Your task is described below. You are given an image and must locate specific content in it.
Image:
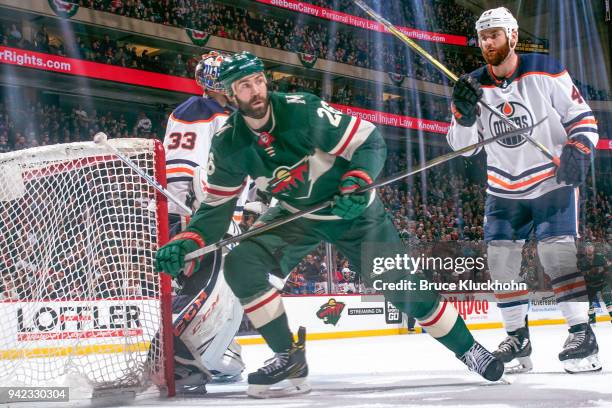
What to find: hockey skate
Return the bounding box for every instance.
[559,323,602,374]
[458,341,505,381]
[588,313,596,325]
[174,361,209,395]
[493,326,533,374]
[247,326,311,398]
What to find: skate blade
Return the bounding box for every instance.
[211,373,243,384]
[505,356,533,374]
[563,354,602,374]
[247,377,311,399]
[176,384,208,396]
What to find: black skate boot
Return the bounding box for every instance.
[588,304,597,325]
[458,341,504,381]
[559,323,602,373]
[492,326,533,373]
[247,326,311,398]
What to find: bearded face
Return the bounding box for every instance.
[479,28,516,66]
[235,91,270,119]
[482,40,511,66]
[232,73,270,120]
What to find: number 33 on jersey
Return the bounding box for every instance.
[163,96,231,215]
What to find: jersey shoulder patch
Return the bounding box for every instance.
[171,96,229,123]
[517,54,565,77]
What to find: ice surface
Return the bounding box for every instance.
[68,323,612,407]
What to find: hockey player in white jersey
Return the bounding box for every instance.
[447,8,600,374]
[162,51,247,391]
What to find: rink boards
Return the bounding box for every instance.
[0,298,160,359]
[237,292,611,345]
[0,294,608,356]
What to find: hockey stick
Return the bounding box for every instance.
[184,117,546,261]
[352,0,559,166]
[93,132,193,215]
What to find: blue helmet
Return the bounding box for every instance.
[195,51,227,92]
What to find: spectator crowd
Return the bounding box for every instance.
[0,1,610,300]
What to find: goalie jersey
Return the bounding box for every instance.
[163,96,247,222]
[446,54,599,199]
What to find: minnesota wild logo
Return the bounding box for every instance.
[316,299,345,326]
[186,29,210,46]
[298,52,318,69]
[48,0,79,18]
[269,160,310,195]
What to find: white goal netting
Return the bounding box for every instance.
[0,139,172,396]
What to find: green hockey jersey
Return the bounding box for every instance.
[579,251,610,289]
[186,91,386,245]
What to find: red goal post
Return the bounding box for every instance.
[0,138,175,398]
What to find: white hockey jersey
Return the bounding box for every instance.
[163,96,248,221]
[447,54,599,199]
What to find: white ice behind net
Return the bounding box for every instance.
[0,139,166,394]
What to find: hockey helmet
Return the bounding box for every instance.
[195,51,227,92]
[218,51,265,94]
[475,7,518,44]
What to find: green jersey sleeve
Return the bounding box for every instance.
[186,129,248,244]
[304,93,386,180]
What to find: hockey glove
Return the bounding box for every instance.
[451,74,483,127]
[155,232,205,278]
[331,171,372,220]
[556,134,594,187]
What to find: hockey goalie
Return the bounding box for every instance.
[151,51,251,393]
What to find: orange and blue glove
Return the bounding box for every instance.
[556,134,594,187]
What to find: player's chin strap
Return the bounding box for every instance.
[351,0,558,167]
[184,117,547,262]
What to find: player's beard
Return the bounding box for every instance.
[482,41,511,66]
[236,92,270,119]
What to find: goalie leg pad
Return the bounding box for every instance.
[173,250,245,380]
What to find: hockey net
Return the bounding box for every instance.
[0,138,174,398]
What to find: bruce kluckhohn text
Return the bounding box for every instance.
[373,279,528,292]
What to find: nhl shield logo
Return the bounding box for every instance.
[257,131,276,156]
[316,299,345,326]
[489,101,535,148]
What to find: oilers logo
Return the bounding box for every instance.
[488,101,534,148]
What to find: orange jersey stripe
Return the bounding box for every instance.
[481,70,567,88]
[167,167,195,176]
[565,119,597,132]
[487,169,556,190]
[495,290,529,300]
[169,111,228,125]
[553,281,586,294]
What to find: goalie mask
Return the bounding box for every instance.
[195,51,227,93]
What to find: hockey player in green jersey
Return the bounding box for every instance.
[155,51,503,398]
[578,242,612,324]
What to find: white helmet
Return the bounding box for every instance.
[475,7,518,41]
